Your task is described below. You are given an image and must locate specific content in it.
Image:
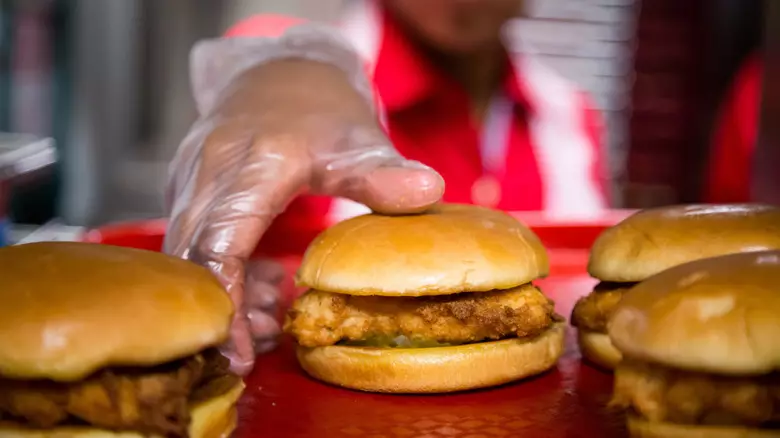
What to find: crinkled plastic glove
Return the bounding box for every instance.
[163,25,445,376]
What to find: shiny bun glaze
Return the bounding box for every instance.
[577,330,623,370]
[609,250,780,374]
[588,204,780,282]
[0,242,234,381]
[296,203,549,296]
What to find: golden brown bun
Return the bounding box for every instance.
[296,322,564,393]
[0,380,245,438]
[626,415,779,438]
[577,330,622,370]
[609,250,780,375]
[296,204,549,296]
[588,204,780,282]
[0,242,234,381]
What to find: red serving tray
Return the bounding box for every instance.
[82,210,634,438]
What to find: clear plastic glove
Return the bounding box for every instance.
[163,26,445,376]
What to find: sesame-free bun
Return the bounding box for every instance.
[626,415,778,438]
[0,379,245,438]
[297,322,565,393]
[0,242,234,381]
[577,330,623,370]
[296,204,549,296]
[588,204,780,282]
[608,250,780,375]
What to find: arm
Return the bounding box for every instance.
[214,14,380,235]
[223,14,384,118]
[166,15,443,375]
[188,16,376,120]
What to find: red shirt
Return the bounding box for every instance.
[373,10,542,210]
[224,2,607,225]
[705,54,761,203]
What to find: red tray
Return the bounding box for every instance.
[83,211,633,438]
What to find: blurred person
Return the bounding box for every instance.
[704,53,761,202]
[164,0,609,375]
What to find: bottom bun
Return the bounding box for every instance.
[297,322,565,393]
[0,380,245,438]
[627,415,779,438]
[577,329,622,371]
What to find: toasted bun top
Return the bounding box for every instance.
[589,204,780,281]
[0,242,233,381]
[608,250,780,375]
[296,204,548,296]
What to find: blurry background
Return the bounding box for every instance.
[0,0,766,227]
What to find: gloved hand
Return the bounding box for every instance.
[163,26,445,376]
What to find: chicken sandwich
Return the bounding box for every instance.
[284,204,564,393]
[571,204,780,370]
[0,242,244,438]
[609,251,780,437]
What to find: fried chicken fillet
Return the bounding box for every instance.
[571,282,632,333]
[611,360,780,427]
[0,350,238,437]
[285,283,560,348]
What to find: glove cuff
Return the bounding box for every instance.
[190,23,375,118]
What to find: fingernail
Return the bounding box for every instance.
[366,167,445,212]
[230,359,254,376]
[248,310,282,338]
[254,339,279,354]
[247,259,286,285]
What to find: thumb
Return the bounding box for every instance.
[348,161,445,214]
[315,128,445,214]
[220,315,256,376]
